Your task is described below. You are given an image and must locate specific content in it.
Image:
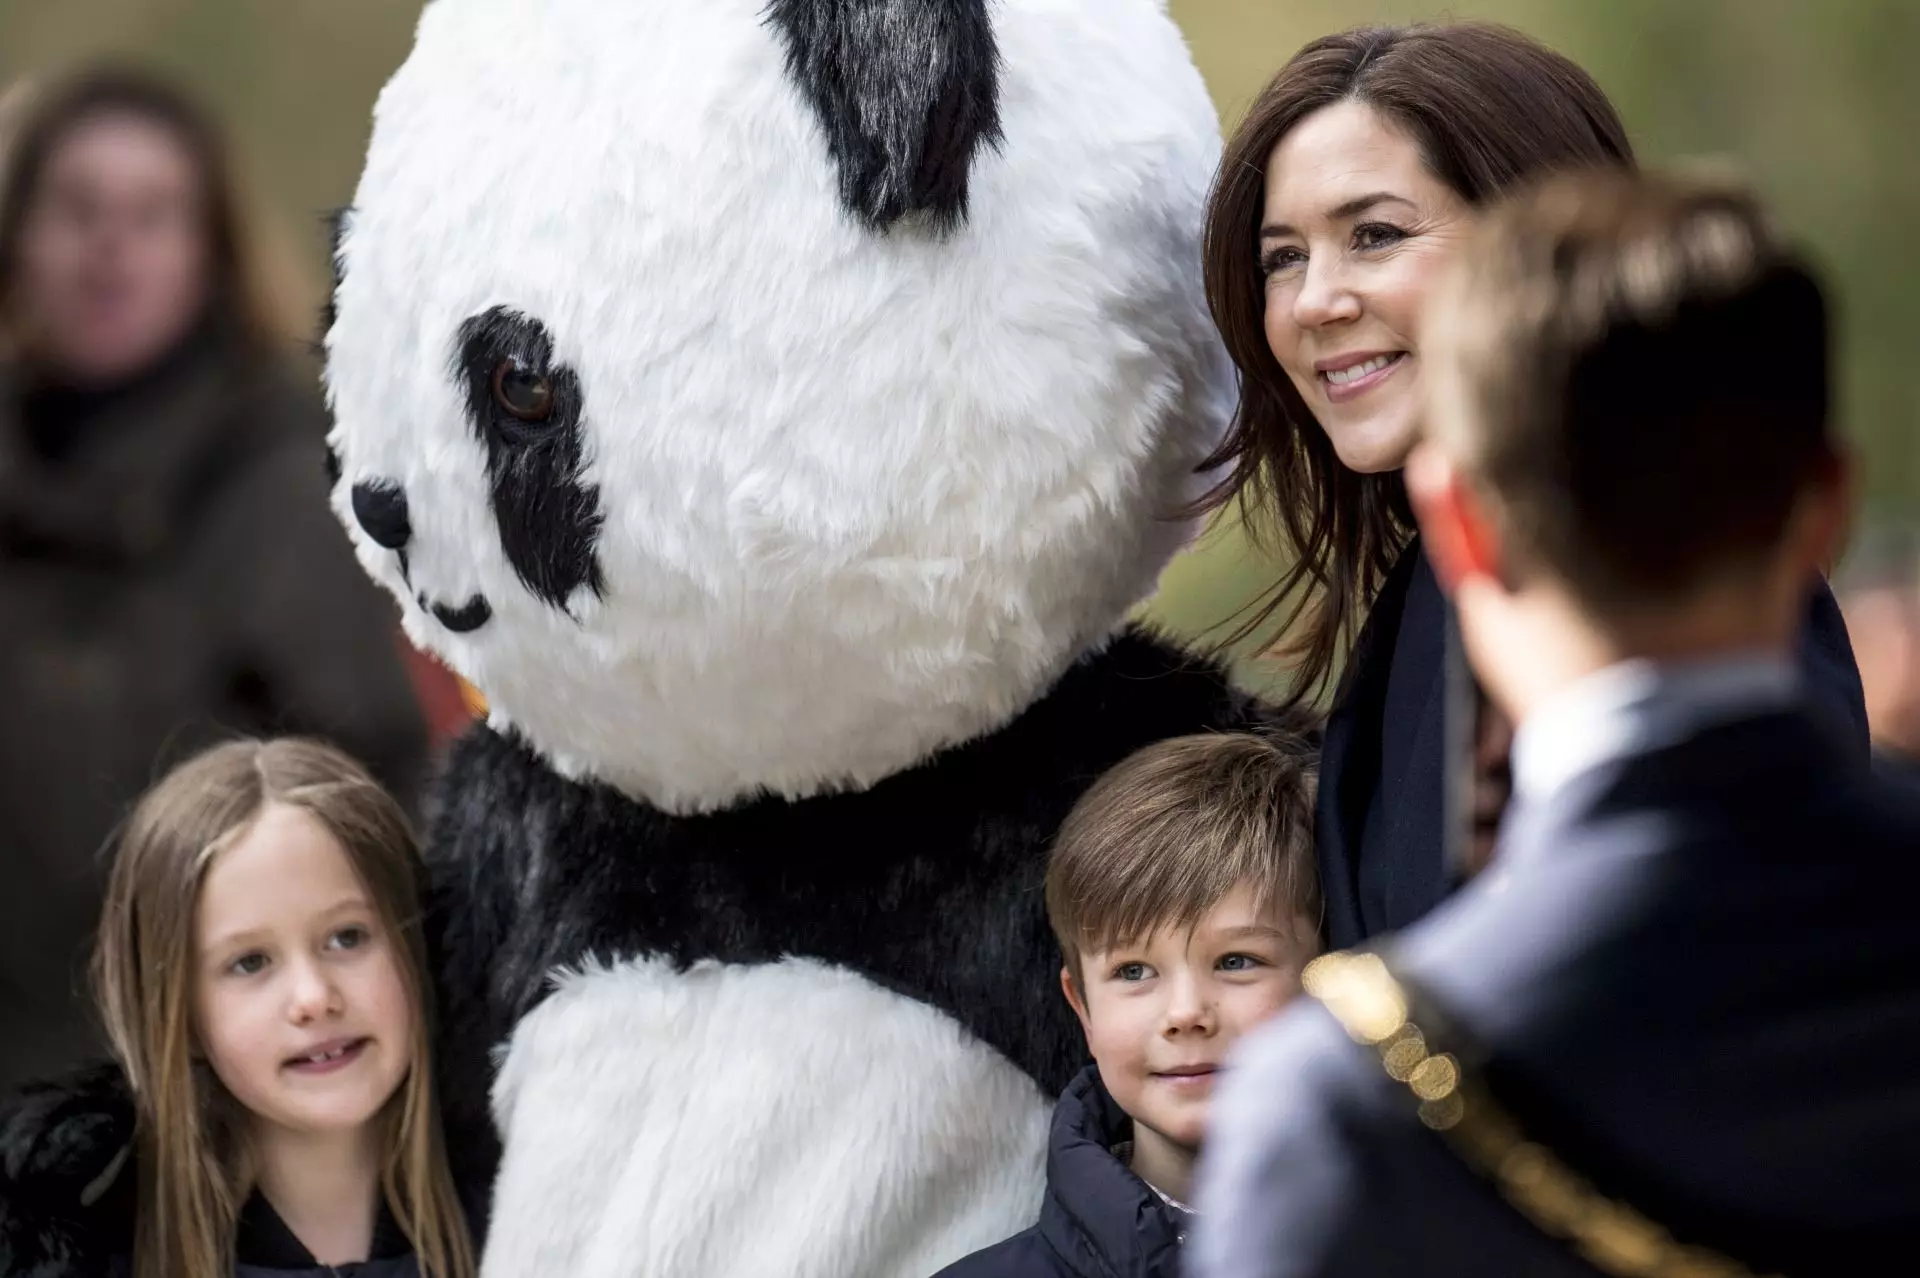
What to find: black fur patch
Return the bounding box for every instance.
[313,205,352,361]
[452,308,606,611]
[324,439,342,490]
[425,627,1314,1200]
[0,1061,137,1276]
[764,0,1002,234]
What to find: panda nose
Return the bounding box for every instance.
[351,480,412,550]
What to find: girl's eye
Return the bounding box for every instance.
[328,926,371,952]
[1218,952,1266,973]
[229,952,269,977]
[1354,221,1409,251]
[1112,961,1152,982]
[1260,245,1305,276]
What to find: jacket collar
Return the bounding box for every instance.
[1037,1065,1187,1278]
[1314,536,1430,949]
[234,1187,412,1269]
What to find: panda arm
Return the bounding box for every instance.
[417,728,541,1232]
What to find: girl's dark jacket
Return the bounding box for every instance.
[934,1065,1188,1278]
[0,1063,449,1277]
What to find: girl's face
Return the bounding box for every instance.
[193,803,414,1143]
[1258,100,1475,475]
[14,110,211,385]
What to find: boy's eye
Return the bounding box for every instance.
[229,952,269,977]
[1218,952,1266,973]
[1112,961,1152,982]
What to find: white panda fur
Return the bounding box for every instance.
[321,2,1296,1275]
[325,0,1231,813]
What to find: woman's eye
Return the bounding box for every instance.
[1218,952,1266,973]
[490,357,554,422]
[229,952,269,977]
[1260,245,1304,275]
[1354,221,1408,251]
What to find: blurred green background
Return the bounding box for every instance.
[6,0,1913,689]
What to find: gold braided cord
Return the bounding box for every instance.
[1301,952,1784,1278]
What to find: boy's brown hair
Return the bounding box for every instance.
[1425,166,1839,615]
[1046,731,1319,984]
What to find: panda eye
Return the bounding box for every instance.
[491,357,554,423]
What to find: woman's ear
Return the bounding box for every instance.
[764,0,1002,234]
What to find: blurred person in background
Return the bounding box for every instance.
[1837,520,1920,763]
[0,79,32,151]
[0,66,430,1091]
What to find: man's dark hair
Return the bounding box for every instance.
[1428,166,1837,611]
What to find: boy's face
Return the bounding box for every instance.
[1063,883,1316,1154]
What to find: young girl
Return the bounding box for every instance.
[7,737,475,1278]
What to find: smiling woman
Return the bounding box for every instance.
[1197,22,1868,950]
[1255,99,1475,476]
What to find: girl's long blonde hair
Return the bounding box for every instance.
[91,737,475,1278]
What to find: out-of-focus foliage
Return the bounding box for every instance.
[5,0,1912,692]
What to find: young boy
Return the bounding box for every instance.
[1192,169,1920,1277]
[938,730,1321,1278]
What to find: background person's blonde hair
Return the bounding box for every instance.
[91,737,474,1278]
[1045,731,1319,987]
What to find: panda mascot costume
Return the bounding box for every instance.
[0,2,1300,1275]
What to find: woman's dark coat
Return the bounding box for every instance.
[1317,539,1871,950]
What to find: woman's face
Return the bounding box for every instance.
[1259,100,1474,475]
[15,110,211,386]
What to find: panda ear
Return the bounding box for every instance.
[764,0,1001,235]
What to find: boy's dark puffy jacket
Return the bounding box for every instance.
[936,1064,1188,1278]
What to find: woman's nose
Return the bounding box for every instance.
[1291,256,1362,329]
[351,479,411,550]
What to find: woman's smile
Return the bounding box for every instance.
[1317,350,1408,402]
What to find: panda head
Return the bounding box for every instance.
[325,0,1232,813]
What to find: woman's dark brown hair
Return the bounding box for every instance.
[1201,23,1634,707]
[0,65,284,357]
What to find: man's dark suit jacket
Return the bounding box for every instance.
[1317,541,1870,949]
[1193,702,1920,1277]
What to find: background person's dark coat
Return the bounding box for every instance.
[0,320,429,1091]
